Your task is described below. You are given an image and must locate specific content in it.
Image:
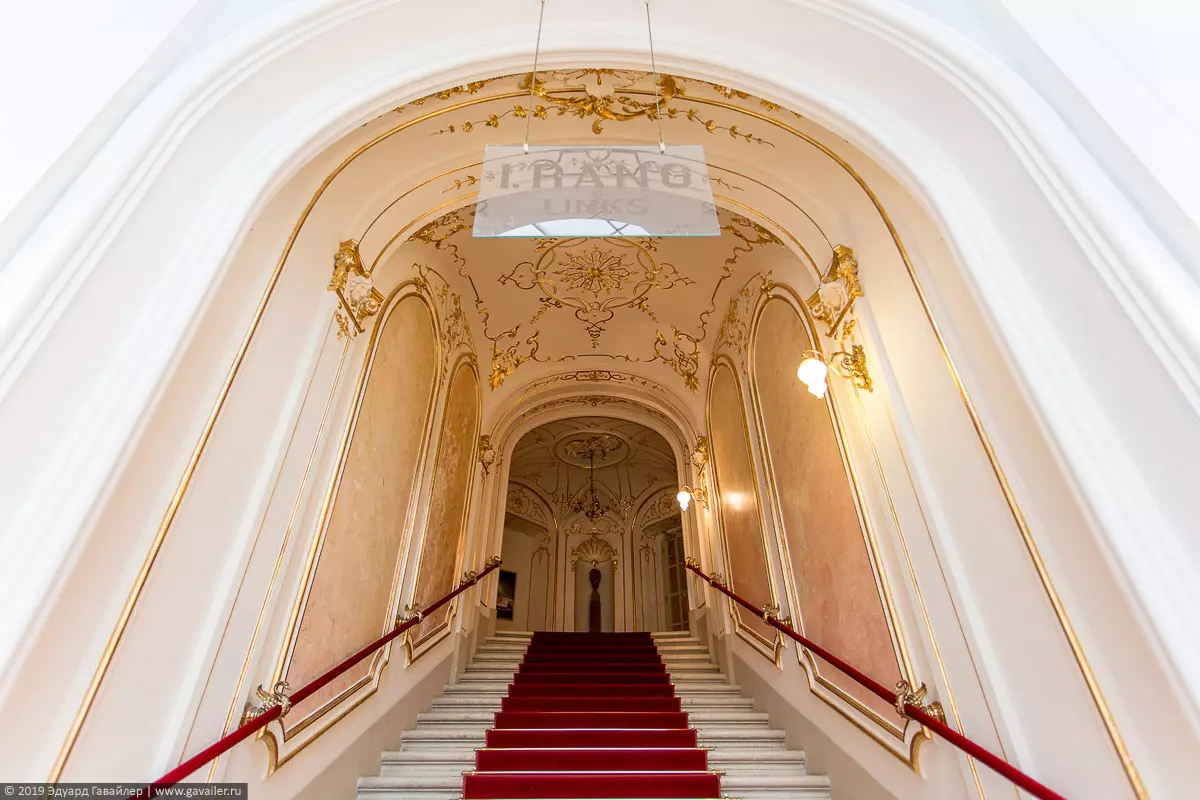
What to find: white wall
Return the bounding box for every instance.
[0,2,1197,798]
[496,528,537,632]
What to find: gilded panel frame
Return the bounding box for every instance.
[744,282,931,766]
[401,353,483,664]
[704,356,785,665]
[259,280,443,770]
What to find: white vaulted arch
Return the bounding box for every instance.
[0,1,1196,798]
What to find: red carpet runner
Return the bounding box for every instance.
[463,631,720,798]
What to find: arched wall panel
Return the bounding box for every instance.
[753,297,903,723]
[707,362,775,646]
[282,296,437,722]
[409,360,480,644]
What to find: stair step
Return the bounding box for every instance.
[462,770,721,799]
[359,632,831,800]
[721,773,833,799]
[474,747,708,771]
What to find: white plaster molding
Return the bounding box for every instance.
[0,0,1196,781]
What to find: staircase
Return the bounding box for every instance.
[358,630,832,799]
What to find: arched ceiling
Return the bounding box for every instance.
[507,416,678,532]
[341,69,868,416]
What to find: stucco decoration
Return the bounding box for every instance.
[410,361,480,644]
[707,364,775,645]
[754,298,903,723]
[284,297,437,722]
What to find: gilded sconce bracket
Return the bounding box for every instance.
[829,345,873,392]
[329,239,384,339]
[894,679,947,725]
[241,680,292,725]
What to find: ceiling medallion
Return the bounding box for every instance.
[501,237,693,348]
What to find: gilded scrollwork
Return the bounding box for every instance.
[432,72,773,146]
[715,272,772,359]
[500,238,692,348]
[651,216,780,392]
[517,370,668,397]
[649,327,701,393]
[829,344,873,392]
[395,79,499,114]
[414,263,475,375]
[329,240,384,339]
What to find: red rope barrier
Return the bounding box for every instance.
[134,559,501,796]
[686,561,1068,800]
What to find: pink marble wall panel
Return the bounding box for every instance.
[286,297,437,722]
[411,361,480,642]
[708,364,776,644]
[754,298,903,723]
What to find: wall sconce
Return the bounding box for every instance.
[797,346,873,396]
[676,487,693,511]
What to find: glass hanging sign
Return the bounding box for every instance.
[472,145,720,238]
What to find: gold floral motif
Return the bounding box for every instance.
[395,79,500,113]
[433,72,772,145]
[500,238,692,348]
[441,174,479,193]
[555,246,633,295]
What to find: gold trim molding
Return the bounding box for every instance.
[57,69,1142,799]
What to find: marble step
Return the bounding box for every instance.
[721,773,833,799]
[686,710,771,727]
[700,734,792,753]
[378,750,474,778]
[472,649,713,662]
[427,694,754,712]
[399,728,486,749]
[357,774,460,800]
[709,748,809,774]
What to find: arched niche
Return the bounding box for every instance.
[279,293,438,728]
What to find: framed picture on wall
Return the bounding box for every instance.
[496,570,517,621]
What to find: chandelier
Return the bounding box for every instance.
[569,434,618,522]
